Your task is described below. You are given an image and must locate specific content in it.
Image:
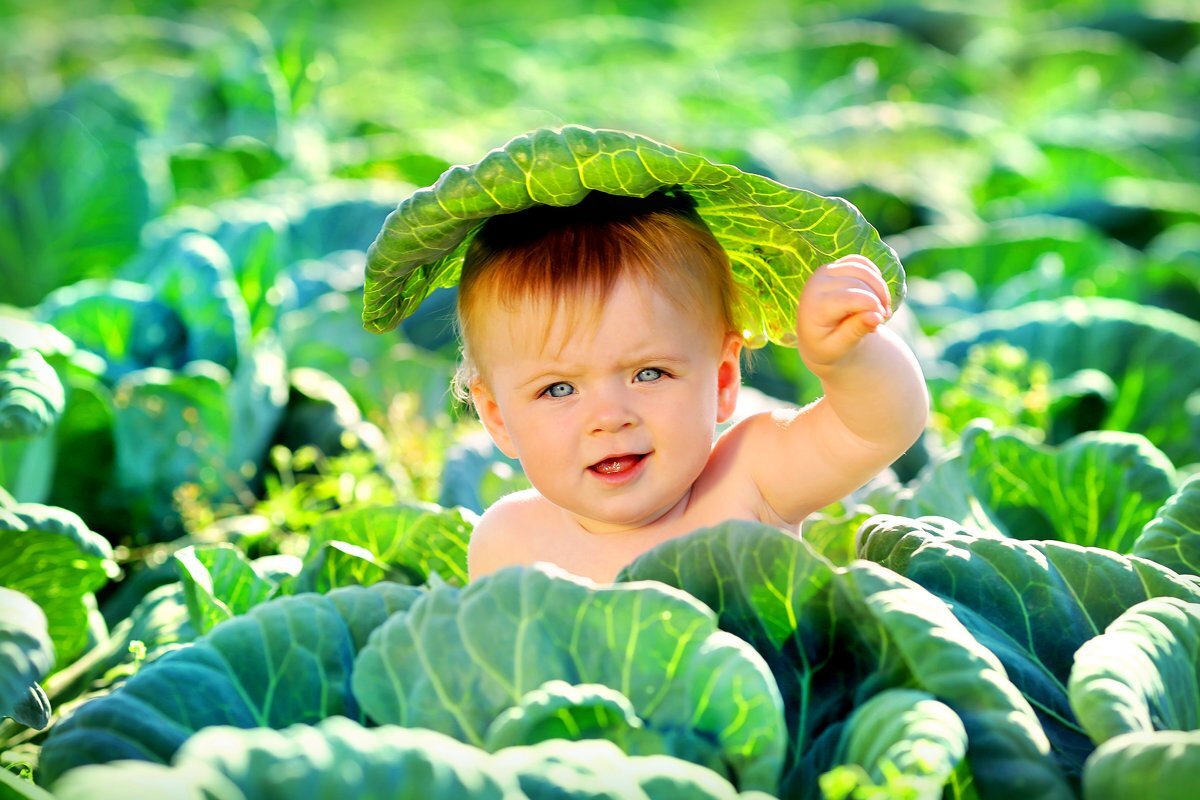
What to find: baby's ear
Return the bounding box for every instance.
[716,331,743,423]
[470,380,519,458]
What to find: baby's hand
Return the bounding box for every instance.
[796,255,892,374]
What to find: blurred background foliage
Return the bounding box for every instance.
[1,1,1198,788]
[0,0,1196,544]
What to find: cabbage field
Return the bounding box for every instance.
[1,0,1198,798]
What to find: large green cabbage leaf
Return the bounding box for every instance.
[51,717,770,800]
[818,688,969,800]
[934,297,1200,466]
[0,587,54,729]
[1132,474,1200,577]
[139,233,252,373]
[895,215,1134,292]
[1068,597,1200,800]
[859,515,1200,786]
[0,503,115,667]
[0,81,153,308]
[0,343,65,440]
[351,563,786,794]
[35,280,189,384]
[36,583,422,786]
[618,521,1070,800]
[110,335,287,542]
[1068,597,1200,743]
[1081,731,1200,800]
[0,342,67,503]
[362,125,904,347]
[905,422,1177,552]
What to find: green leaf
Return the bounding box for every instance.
[483,679,647,752]
[895,215,1135,292]
[111,363,231,541]
[0,345,64,440]
[362,125,904,347]
[906,422,1176,552]
[0,81,152,308]
[307,502,474,587]
[1132,474,1200,577]
[1081,731,1200,800]
[843,562,1065,800]
[934,297,1200,467]
[287,540,397,594]
[37,592,362,785]
[0,587,53,727]
[618,522,1069,800]
[282,296,456,420]
[323,582,424,652]
[173,544,279,634]
[0,503,114,666]
[274,179,407,264]
[859,515,1200,784]
[495,737,766,799]
[800,503,879,566]
[141,233,251,372]
[110,335,287,542]
[51,717,755,800]
[823,688,968,800]
[351,563,786,793]
[166,198,294,338]
[49,762,207,800]
[271,367,387,459]
[35,280,189,384]
[0,430,55,506]
[1068,597,1200,744]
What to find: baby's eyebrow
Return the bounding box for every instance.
[620,353,689,369]
[516,353,690,390]
[517,368,581,391]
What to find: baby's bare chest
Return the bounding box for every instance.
[525,492,772,583]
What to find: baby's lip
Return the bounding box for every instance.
[588,452,650,473]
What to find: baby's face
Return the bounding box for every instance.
[470,274,740,534]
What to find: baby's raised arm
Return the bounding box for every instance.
[734,255,928,525]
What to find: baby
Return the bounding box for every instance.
[459,190,928,583]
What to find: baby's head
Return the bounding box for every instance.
[454,189,738,401]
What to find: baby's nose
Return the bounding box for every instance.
[589,390,637,433]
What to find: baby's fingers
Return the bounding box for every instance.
[812,285,888,328]
[820,309,885,359]
[820,255,892,317]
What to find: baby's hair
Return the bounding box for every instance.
[453,188,738,403]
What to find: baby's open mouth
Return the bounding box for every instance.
[589,453,648,475]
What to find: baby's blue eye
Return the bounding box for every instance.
[635,368,663,382]
[544,382,574,398]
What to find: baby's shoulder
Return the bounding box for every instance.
[467,489,551,580]
[708,407,801,470]
[482,488,549,520]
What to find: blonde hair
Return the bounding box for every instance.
[453,189,737,403]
